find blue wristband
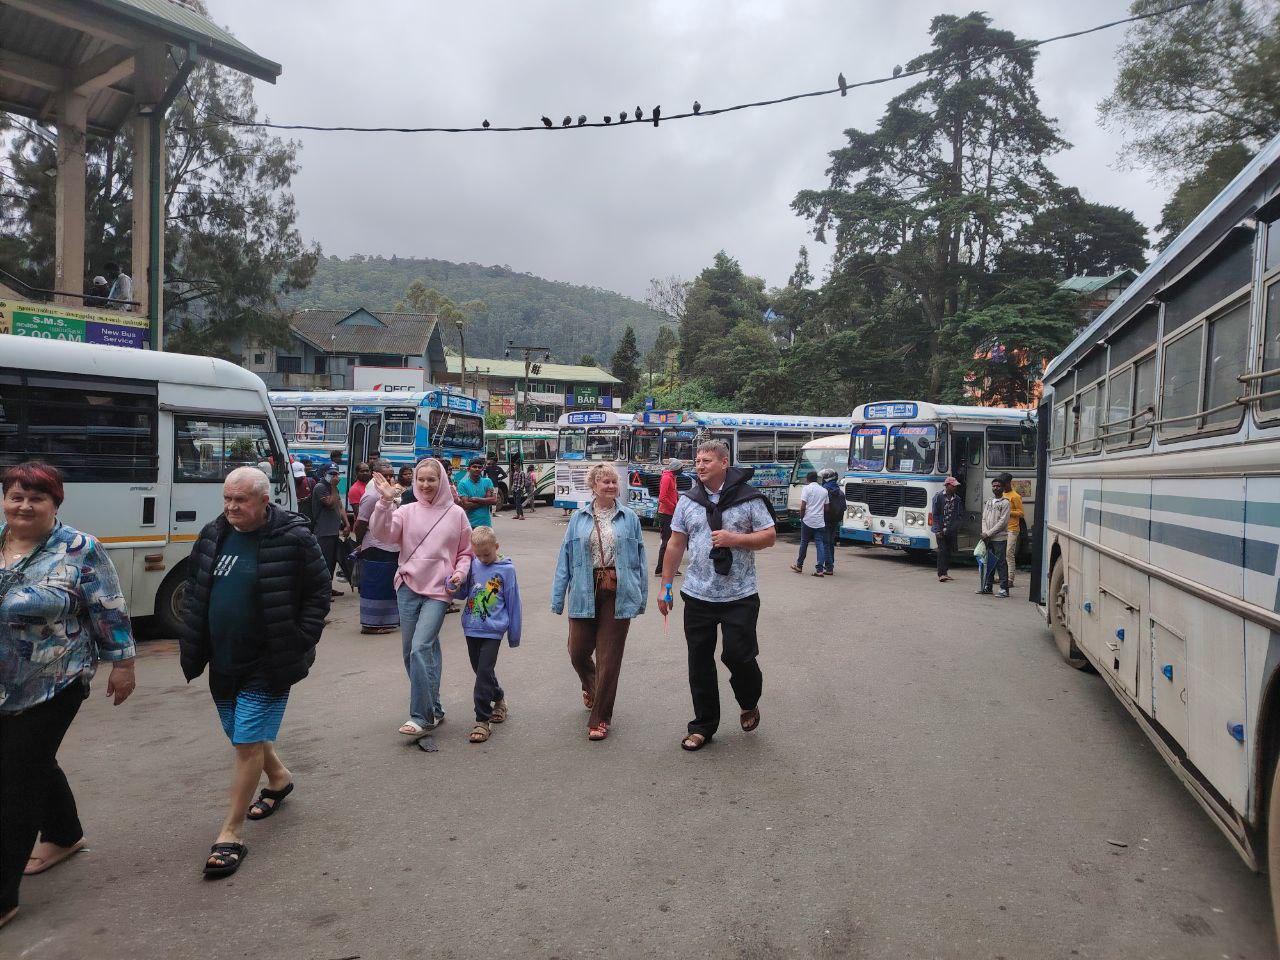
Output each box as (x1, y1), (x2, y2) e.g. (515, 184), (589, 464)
(661, 583), (674, 604)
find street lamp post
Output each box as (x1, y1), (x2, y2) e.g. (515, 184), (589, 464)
(505, 340), (551, 429)
(456, 319), (466, 395)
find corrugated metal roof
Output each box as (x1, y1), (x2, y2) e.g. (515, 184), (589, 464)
(445, 355), (622, 385)
(290, 309), (440, 357)
(1057, 269), (1138, 295)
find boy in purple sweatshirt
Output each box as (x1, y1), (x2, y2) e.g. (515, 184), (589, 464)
(457, 526), (522, 743)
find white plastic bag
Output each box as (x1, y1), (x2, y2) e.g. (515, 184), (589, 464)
(973, 539), (987, 560)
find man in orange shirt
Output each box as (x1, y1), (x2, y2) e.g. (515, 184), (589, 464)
(999, 472), (1024, 589)
(654, 461), (684, 576)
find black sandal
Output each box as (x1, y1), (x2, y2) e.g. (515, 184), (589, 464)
(246, 782), (293, 820)
(203, 841), (248, 878)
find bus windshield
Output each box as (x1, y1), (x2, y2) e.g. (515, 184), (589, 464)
(558, 428), (586, 458)
(849, 425), (886, 472)
(631, 427), (661, 463)
(663, 428), (696, 464)
(887, 424), (938, 474)
(586, 427), (621, 460)
(791, 446), (849, 484)
(427, 410), (484, 452)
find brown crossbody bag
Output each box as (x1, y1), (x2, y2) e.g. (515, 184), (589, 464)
(591, 513), (618, 591)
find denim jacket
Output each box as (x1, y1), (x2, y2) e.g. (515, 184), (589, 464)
(551, 503), (648, 619)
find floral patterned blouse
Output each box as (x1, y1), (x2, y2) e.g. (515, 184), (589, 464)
(0, 521), (136, 714)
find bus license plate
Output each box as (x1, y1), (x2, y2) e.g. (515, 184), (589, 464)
(888, 535), (911, 546)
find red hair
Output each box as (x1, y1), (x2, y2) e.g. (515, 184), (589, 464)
(2, 461), (66, 507)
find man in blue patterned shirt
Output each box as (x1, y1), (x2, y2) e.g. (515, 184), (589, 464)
(657, 439), (776, 751)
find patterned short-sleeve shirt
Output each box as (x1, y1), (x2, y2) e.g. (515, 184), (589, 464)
(671, 491), (775, 603)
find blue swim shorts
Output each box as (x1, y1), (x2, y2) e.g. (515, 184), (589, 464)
(214, 688), (289, 745)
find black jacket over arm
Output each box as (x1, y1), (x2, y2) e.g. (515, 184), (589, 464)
(179, 503), (331, 690)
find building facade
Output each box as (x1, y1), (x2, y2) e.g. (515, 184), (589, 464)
(439, 356), (622, 424)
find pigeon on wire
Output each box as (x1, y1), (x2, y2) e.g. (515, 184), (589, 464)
(892, 64), (902, 77)
(693, 100), (701, 115)
(652, 105), (661, 127)
(838, 72), (847, 96)
(619, 109), (629, 122)
(541, 116), (553, 128)
(577, 115), (587, 126)
(563, 116), (572, 126)
(482, 119), (490, 128)
(603, 115), (612, 124)
(635, 106), (643, 121)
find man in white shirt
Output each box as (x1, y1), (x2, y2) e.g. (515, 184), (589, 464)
(790, 471), (829, 576)
(104, 262), (133, 312)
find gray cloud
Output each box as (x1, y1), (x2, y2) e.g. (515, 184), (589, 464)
(216, 0), (1167, 299)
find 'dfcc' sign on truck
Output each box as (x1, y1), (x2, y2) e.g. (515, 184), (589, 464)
(351, 365), (425, 392)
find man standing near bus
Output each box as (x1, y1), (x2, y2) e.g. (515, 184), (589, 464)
(658, 440), (776, 752)
(979, 478), (1011, 597)
(998, 472), (1024, 590)
(654, 460), (683, 576)
(790, 471), (829, 576)
(312, 465), (350, 598)
(930, 476), (963, 583)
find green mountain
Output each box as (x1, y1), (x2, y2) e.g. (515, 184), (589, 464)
(284, 254), (670, 364)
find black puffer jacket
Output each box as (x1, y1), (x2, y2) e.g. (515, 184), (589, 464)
(179, 503), (330, 690)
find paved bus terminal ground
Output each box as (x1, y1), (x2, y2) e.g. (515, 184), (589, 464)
(11, 513), (1274, 959)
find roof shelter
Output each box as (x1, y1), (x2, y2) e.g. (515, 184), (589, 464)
(0, 0), (280, 347)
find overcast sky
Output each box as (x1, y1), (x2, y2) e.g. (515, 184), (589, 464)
(215, 0), (1166, 302)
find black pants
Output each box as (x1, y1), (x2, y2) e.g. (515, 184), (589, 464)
(683, 592), (762, 739)
(936, 530), (958, 577)
(655, 512), (673, 574)
(466, 636), (504, 722)
(318, 534), (339, 582)
(0, 681), (86, 912)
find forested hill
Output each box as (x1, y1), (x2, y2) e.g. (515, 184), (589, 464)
(283, 255), (667, 362)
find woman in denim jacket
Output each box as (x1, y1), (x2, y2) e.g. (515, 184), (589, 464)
(551, 463), (647, 741)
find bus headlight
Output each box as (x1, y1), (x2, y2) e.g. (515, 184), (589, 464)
(848, 504), (866, 519)
(905, 511), (925, 526)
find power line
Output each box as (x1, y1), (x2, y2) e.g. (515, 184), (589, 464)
(183, 0), (1209, 136)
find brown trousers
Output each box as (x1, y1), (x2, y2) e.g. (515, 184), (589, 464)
(567, 585), (631, 728)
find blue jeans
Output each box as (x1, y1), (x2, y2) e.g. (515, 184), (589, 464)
(796, 524), (830, 571)
(397, 587), (448, 725)
(822, 525), (838, 573)
(981, 540), (1009, 592)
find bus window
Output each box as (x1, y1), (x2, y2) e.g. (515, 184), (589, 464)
(1103, 366), (1133, 449)
(849, 426), (886, 472)
(273, 406), (297, 441)
(1133, 354), (1156, 444)
(887, 425), (937, 473)
(1077, 382), (1103, 453)
(1261, 279), (1280, 415)
(559, 428), (585, 458)
(987, 426), (1035, 469)
(737, 431), (775, 464)
(775, 431), (809, 463)
(425, 410), (484, 452)
(175, 416), (284, 483)
(1051, 402), (1067, 456)
(791, 446), (848, 484)
(1202, 300), (1249, 430)
(527, 438), (554, 461)
(1159, 327), (1203, 437)
(631, 427), (661, 463)
(382, 407), (416, 446)
(663, 429), (696, 464)
(586, 428), (622, 460)
(296, 405), (348, 444)
(708, 430), (735, 460)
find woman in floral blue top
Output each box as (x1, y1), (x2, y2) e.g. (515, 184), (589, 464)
(0, 462), (137, 929)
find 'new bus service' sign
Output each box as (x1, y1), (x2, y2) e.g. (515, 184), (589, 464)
(0, 299), (150, 349)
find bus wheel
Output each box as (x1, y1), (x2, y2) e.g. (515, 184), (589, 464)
(1048, 561), (1088, 669)
(154, 568), (189, 640)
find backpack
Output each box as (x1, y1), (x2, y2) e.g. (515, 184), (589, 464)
(824, 483), (846, 525)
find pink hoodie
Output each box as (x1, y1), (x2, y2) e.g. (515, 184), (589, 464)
(368, 460), (474, 600)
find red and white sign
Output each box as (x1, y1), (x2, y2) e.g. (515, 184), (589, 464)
(352, 365), (425, 393)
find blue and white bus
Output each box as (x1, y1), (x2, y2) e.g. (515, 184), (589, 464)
(628, 410), (851, 520)
(553, 410), (638, 510)
(269, 389), (485, 494)
(841, 400), (1037, 558)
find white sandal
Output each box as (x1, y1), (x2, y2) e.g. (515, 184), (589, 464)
(398, 719), (429, 738)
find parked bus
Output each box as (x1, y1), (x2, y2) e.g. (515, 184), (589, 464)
(553, 411), (638, 510)
(269, 389), (485, 494)
(841, 401), (1037, 560)
(0, 336), (294, 635)
(484, 428), (558, 506)
(785, 434), (851, 528)
(628, 410), (851, 521)
(1035, 132), (1280, 917)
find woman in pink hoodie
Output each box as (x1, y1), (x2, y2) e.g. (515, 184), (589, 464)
(369, 458), (473, 738)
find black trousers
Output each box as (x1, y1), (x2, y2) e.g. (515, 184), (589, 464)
(936, 530), (958, 577)
(0, 681), (86, 911)
(317, 534), (339, 582)
(655, 512), (673, 574)
(466, 636), (504, 722)
(683, 592), (762, 739)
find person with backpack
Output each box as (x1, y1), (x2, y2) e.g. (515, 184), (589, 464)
(819, 469), (845, 576)
(290, 461), (315, 526)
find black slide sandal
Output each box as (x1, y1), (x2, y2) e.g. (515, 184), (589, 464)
(203, 841), (248, 878)
(246, 782), (293, 820)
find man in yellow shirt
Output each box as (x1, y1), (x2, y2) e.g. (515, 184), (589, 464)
(999, 472), (1023, 589)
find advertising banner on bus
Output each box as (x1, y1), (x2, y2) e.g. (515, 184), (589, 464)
(0, 299), (150, 349)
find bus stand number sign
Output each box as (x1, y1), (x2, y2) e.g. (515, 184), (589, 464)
(568, 412), (607, 424)
(865, 402), (917, 419)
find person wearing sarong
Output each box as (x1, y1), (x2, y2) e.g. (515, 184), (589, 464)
(352, 459), (400, 634)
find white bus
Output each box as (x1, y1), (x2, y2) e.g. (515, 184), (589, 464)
(628, 409), (851, 521)
(785, 434), (851, 529)
(1036, 132), (1280, 919)
(0, 336), (294, 635)
(841, 400), (1036, 560)
(484, 428), (558, 506)
(553, 411), (637, 510)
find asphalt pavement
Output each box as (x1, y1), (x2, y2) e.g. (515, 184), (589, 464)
(5, 509), (1275, 959)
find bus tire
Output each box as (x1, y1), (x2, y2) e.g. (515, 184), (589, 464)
(1048, 560), (1088, 670)
(154, 566), (190, 640)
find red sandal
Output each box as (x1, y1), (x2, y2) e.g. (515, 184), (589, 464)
(588, 722), (609, 741)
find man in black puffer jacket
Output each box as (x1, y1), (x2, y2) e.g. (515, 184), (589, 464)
(179, 466), (330, 879)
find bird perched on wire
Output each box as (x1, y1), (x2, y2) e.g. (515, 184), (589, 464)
(619, 109), (629, 122)
(482, 119), (490, 129)
(603, 115), (612, 124)
(577, 115), (587, 126)
(892, 64), (902, 77)
(540, 116), (552, 128)
(652, 105), (661, 127)
(693, 100), (701, 115)
(635, 106), (643, 121)
(838, 72), (847, 96)
(563, 115), (571, 127)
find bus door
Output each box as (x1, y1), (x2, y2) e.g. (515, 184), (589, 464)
(951, 431), (985, 532)
(348, 414), (381, 480)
